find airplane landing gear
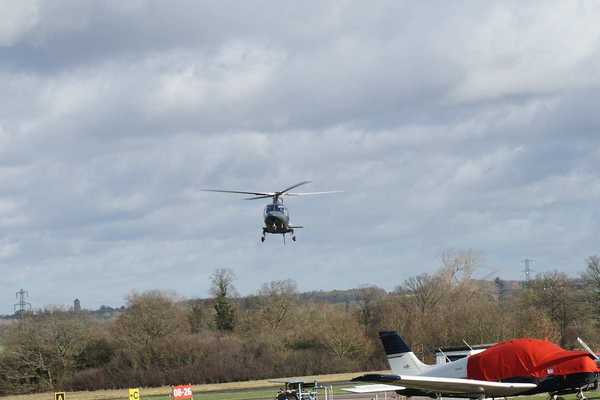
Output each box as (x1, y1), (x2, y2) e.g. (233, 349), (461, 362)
(261, 236), (265, 242)
(292, 236), (296, 242)
(576, 389), (587, 400)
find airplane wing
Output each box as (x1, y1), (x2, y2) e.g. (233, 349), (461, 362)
(395, 375), (536, 396)
(343, 384), (406, 393)
(353, 374), (536, 397)
(288, 225), (303, 229)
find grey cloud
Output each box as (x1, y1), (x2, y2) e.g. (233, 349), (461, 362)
(2, 1), (600, 313)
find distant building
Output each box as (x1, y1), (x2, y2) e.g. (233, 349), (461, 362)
(74, 298), (81, 313)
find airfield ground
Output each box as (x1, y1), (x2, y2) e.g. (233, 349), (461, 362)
(2, 371), (596, 400)
(0, 389), (583, 400)
(2, 372), (372, 400)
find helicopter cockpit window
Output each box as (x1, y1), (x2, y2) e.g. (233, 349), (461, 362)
(265, 204), (288, 214)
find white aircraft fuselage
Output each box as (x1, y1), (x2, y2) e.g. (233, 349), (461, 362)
(350, 331), (600, 399)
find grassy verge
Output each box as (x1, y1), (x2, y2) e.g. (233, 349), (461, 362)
(139, 385), (356, 400)
(1, 371), (383, 400)
(6, 373), (597, 400)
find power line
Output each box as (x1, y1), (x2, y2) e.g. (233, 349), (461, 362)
(14, 288), (32, 317)
(522, 259), (535, 287)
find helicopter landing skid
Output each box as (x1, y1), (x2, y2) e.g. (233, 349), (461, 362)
(261, 229), (296, 243)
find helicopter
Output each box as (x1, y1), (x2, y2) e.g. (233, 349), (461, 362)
(201, 181), (341, 243)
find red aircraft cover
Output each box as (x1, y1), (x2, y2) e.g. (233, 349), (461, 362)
(467, 338), (599, 381)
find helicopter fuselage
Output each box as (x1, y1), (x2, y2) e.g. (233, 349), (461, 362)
(263, 202), (292, 234)
(200, 180), (337, 243)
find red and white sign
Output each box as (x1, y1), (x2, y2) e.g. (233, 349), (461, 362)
(172, 385), (193, 400)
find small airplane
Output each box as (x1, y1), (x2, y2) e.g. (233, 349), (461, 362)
(347, 331), (600, 400)
(201, 181), (341, 243)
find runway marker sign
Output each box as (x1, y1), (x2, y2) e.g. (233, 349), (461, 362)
(172, 384), (193, 400)
(128, 388), (140, 400)
(55, 392), (66, 400)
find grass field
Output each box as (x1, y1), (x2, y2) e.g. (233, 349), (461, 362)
(2, 371), (376, 400)
(6, 388), (597, 400)
(4, 371), (599, 400)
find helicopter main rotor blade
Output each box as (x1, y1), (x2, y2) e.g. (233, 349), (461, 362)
(244, 195), (275, 200)
(277, 181), (312, 196)
(201, 189), (274, 196)
(285, 191), (344, 196)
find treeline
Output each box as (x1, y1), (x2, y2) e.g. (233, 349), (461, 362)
(2, 251), (600, 395)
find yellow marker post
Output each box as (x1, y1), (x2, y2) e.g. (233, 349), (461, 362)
(55, 393), (66, 400)
(128, 388), (140, 400)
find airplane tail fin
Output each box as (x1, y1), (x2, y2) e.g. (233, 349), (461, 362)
(379, 331), (431, 375)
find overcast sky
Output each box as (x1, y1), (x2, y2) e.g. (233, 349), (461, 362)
(1, 1), (600, 314)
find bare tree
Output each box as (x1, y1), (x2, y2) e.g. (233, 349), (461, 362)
(585, 256), (600, 281)
(0, 310), (90, 393)
(582, 255), (600, 318)
(401, 274), (443, 314)
(440, 249), (479, 284)
(211, 268), (237, 331)
(112, 291), (190, 370)
(321, 307), (370, 361)
(523, 272), (583, 346)
(257, 279), (298, 330)
(188, 299), (210, 334)
(355, 285), (385, 335)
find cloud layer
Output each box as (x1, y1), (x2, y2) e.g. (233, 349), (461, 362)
(1, 1), (600, 313)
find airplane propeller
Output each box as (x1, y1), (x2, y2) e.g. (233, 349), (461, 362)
(577, 337), (600, 366)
